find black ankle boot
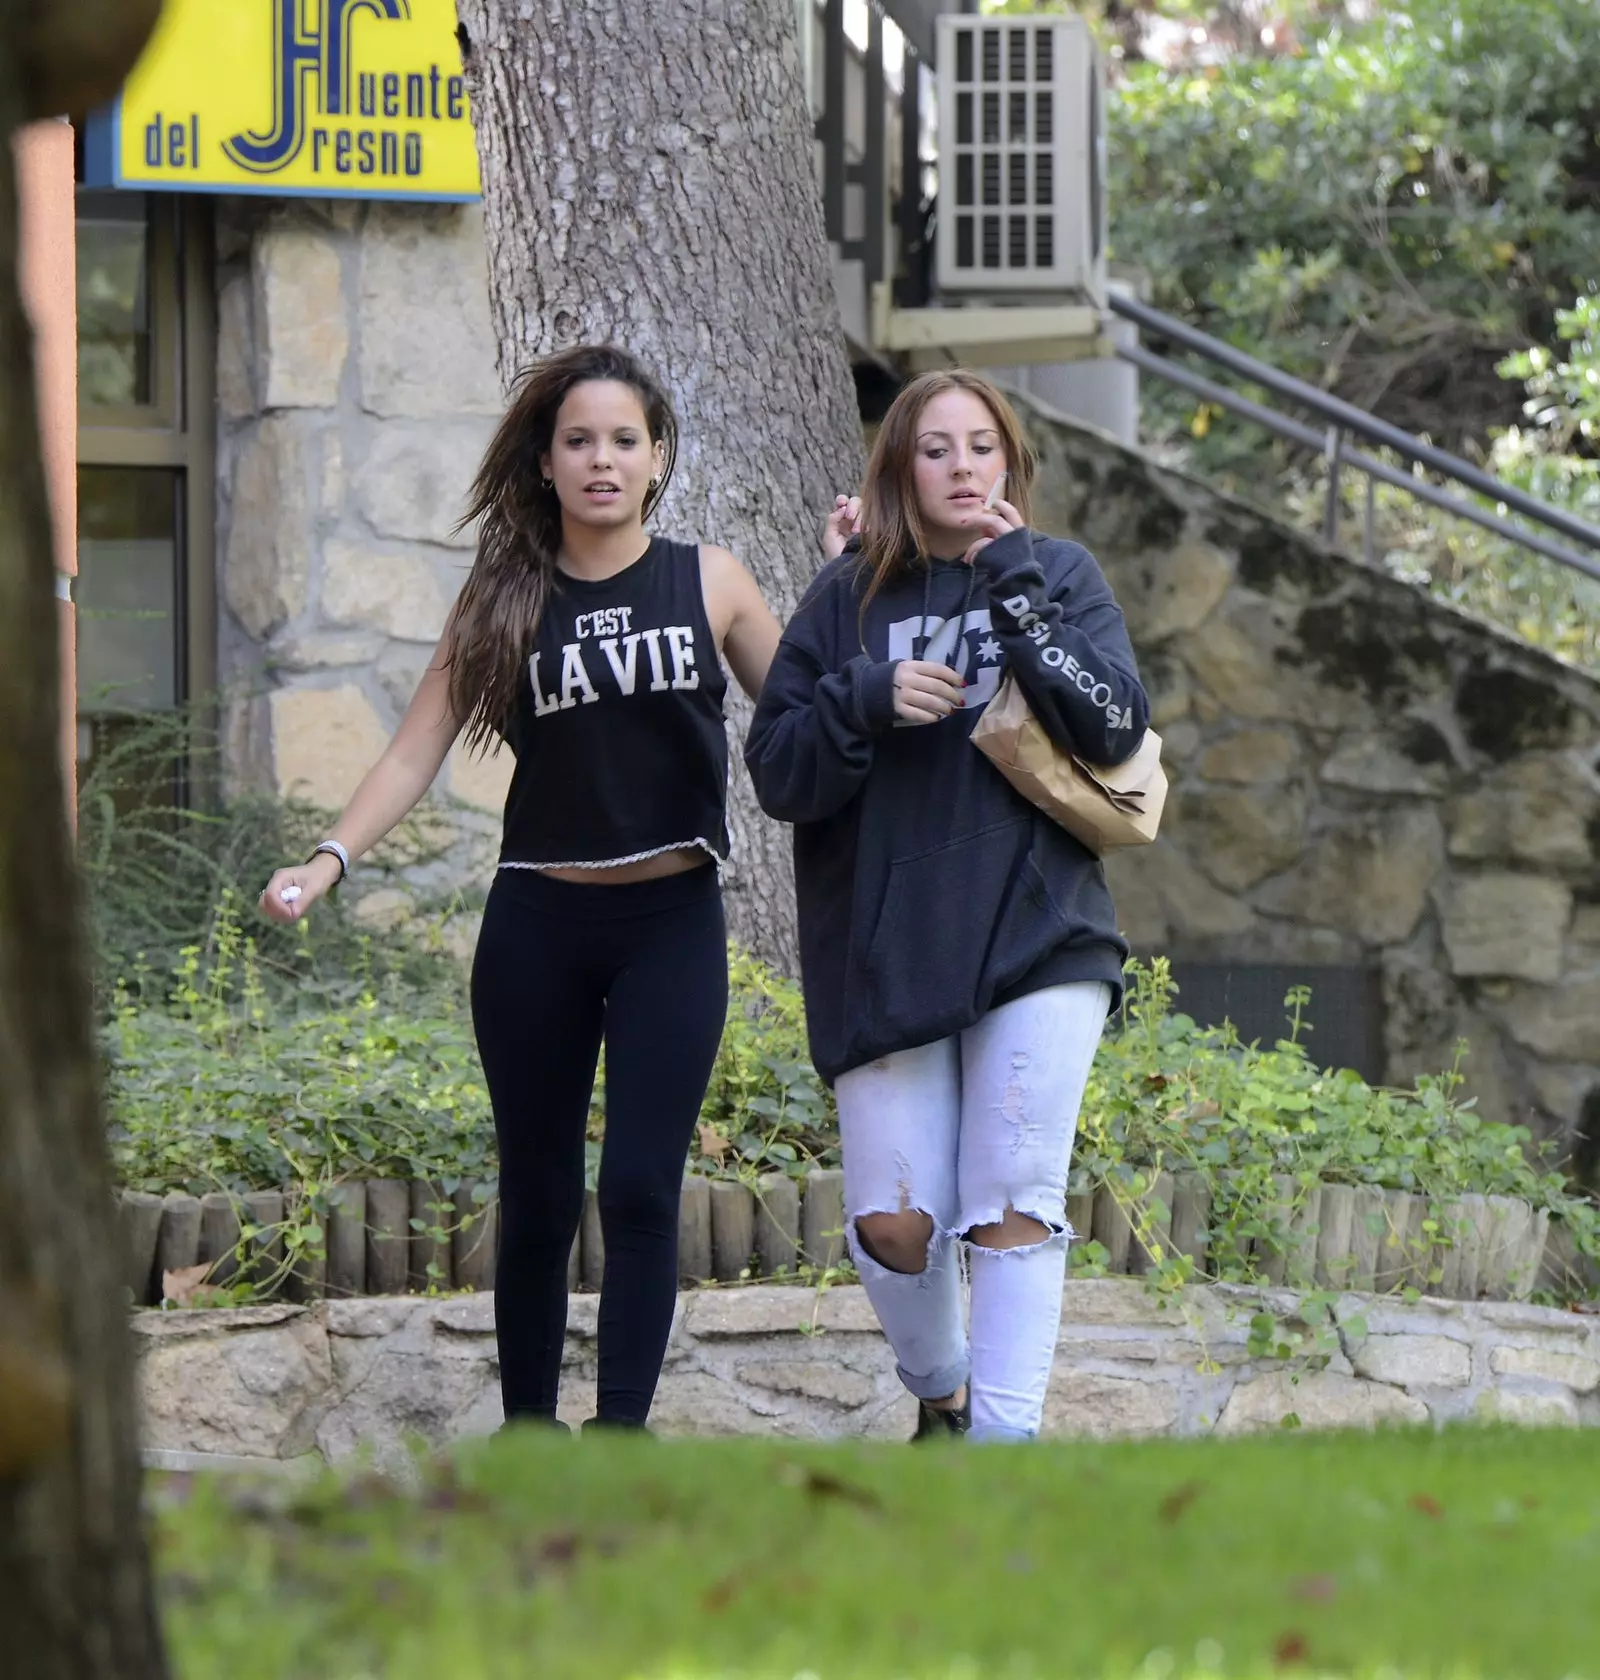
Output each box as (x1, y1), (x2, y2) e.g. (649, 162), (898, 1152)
(581, 1417), (655, 1438)
(912, 1395), (971, 1441)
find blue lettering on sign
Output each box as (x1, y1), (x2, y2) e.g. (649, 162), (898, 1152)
(223, 0), (459, 178)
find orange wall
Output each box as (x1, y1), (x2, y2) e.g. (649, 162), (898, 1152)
(13, 120), (78, 809)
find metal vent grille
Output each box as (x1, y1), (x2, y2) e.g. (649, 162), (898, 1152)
(936, 14), (1104, 297)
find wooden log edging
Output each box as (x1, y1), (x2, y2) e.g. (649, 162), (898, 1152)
(114, 1174), (1574, 1308)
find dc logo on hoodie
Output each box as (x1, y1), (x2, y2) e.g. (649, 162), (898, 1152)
(888, 611), (1004, 713)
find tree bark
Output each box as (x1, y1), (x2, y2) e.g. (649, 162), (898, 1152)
(0, 7), (170, 1676)
(455, 0), (867, 972)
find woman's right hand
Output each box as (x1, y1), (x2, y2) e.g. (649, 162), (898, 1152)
(893, 660), (966, 725)
(822, 494), (862, 561)
(258, 853), (343, 925)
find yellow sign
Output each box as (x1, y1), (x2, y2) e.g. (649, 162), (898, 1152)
(85, 0), (480, 201)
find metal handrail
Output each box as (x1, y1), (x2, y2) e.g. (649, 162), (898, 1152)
(1107, 291), (1600, 584)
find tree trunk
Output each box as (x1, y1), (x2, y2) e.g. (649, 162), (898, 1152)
(455, 0), (867, 972)
(0, 6), (170, 1675)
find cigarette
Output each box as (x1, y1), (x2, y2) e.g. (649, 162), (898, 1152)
(984, 473), (1008, 510)
(280, 885), (302, 903)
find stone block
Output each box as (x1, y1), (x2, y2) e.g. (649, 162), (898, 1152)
(268, 630), (385, 673)
(1488, 1345), (1600, 1393)
(710, 1180), (755, 1282)
(358, 203), (500, 419)
(683, 1286), (881, 1338)
(1059, 1278), (1188, 1328)
(1215, 1369), (1428, 1435)
(738, 1360), (876, 1409)
(254, 226), (347, 408)
(1441, 874), (1571, 982)
(1255, 805), (1443, 947)
(156, 1193), (203, 1289)
(802, 1168), (846, 1272)
(354, 422), (492, 548)
(640, 1371), (787, 1438)
(1197, 728), (1297, 786)
(1173, 786), (1308, 891)
(1448, 754), (1598, 869)
(363, 1180), (410, 1295)
(321, 540), (449, 642)
(434, 1293), (497, 1336)
(1122, 540), (1234, 643)
(1320, 738), (1451, 797)
(117, 1191), (164, 1305)
(1040, 1371), (1180, 1439)
(581, 1188), (605, 1291)
(1352, 1333), (1471, 1389)
(1474, 1388), (1579, 1427)
(269, 684), (390, 811)
(138, 1314), (334, 1460)
(326, 1182), (367, 1297)
(224, 415), (311, 638)
(1102, 842), (1254, 942)
(678, 1175), (712, 1285)
(1493, 978), (1600, 1061)
(216, 272), (255, 419)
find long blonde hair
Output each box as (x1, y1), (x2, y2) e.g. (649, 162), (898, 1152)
(857, 370), (1036, 609)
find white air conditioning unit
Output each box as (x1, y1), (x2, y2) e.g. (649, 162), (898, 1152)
(934, 12), (1106, 301)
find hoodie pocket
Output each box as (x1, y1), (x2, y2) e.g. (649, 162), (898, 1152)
(854, 819), (1069, 1051)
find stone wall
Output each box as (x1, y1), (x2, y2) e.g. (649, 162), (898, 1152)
(134, 1281), (1600, 1470)
(213, 197), (512, 893)
(1019, 396), (1600, 1160)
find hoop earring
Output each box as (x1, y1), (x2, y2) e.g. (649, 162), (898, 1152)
(650, 475), (662, 488)
(541, 477), (555, 490)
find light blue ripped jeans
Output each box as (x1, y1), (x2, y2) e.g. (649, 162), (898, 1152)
(835, 982), (1111, 1443)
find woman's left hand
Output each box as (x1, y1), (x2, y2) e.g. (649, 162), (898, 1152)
(960, 499), (1025, 566)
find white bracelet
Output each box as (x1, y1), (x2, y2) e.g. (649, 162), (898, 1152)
(311, 840), (350, 881)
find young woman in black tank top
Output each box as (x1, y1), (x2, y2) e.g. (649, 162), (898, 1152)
(259, 346), (780, 1431)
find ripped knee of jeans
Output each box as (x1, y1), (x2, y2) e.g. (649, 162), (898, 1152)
(850, 1206), (939, 1275)
(964, 1201), (1067, 1253)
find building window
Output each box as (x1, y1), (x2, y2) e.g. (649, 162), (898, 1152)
(73, 178), (215, 776)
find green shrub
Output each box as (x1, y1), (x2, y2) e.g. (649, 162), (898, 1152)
(78, 703), (477, 1012)
(105, 894), (1600, 1300)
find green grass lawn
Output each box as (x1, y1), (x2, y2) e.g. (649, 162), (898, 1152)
(155, 1426), (1600, 1680)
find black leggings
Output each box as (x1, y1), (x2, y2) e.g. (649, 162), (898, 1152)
(470, 862), (727, 1425)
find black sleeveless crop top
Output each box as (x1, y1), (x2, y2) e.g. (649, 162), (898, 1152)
(497, 536), (731, 869)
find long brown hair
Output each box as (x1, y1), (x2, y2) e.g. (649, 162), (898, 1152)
(447, 345), (679, 754)
(857, 369), (1036, 610)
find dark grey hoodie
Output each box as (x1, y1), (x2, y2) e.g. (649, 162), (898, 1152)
(745, 525), (1149, 1085)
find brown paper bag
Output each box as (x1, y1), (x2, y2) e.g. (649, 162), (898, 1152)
(970, 673), (1166, 855)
